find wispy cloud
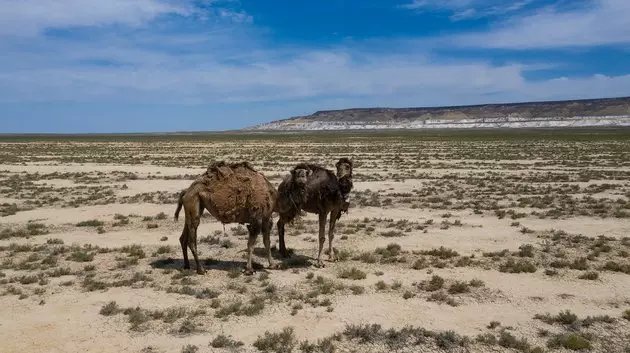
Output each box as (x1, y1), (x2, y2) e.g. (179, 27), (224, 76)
(0, 0), (629, 125)
(401, 0), (537, 20)
(449, 0), (630, 48)
(0, 0), (197, 36)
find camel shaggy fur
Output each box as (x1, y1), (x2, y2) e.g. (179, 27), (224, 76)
(277, 158), (354, 267)
(176, 162), (309, 274)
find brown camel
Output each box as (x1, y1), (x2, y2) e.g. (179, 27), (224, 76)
(176, 162), (309, 275)
(276, 158), (354, 267)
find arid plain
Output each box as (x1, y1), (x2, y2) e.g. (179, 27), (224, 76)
(1, 131), (629, 353)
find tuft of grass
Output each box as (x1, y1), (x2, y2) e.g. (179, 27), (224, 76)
(211, 335), (244, 349)
(623, 309), (630, 321)
(253, 327), (297, 353)
(375, 280), (388, 291)
(487, 321), (501, 329)
(350, 285), (365, 295)
(534, 310), (578, 325)
(99, 301), (121, 316)
(181, 345), (198, 353)
(155, 212), (167, 220)
(447, 281), (470, 294)
(67, 251), (94, 262)
(76, 219), (104, 227)
(499, 258), (537, 273)
(547, 334), (591, 350)
(423, 275), (445, 292)
(427, 291), (458, 306)
(177, 319), (200, 335)
(412, 258), (428, 270)
(578, 271), (599, 280)
(420, 246), (459, 259)
(518, 244), (535, 257)
(498, 331), (531, 351)
(469, 279), (484, 287)
(354, 252), (378, 264)
(338, 267), (367, 280)
(156, 245), (171, 254)
(582, 315), (614, 327)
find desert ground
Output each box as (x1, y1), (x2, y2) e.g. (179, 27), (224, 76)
(1, 130), (629, 353)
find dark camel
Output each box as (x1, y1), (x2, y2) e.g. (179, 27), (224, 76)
(176, 162), (309, 274)
(276, 158), (354, 267)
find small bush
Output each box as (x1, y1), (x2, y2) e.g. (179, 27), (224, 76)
(469, 279), (484, 287)
(211, 335), (244, 348)
(623, 309), (630, 321)
(424, 275), (444, 292)
(155, 212), (168, 220)
(338, 267), (367, 280)
(350, 285), (365, 295)
(518, 244), (535, 257)
(100, 301), (121, 316)
(67, 251), (94, 262)
(375, 280), (388, 291)
(578, 271), (599, 280)
(447, 281), (470, 294)
(354, 252), (378, 264)
(534, 310), (578, 325)
(76, 220), (104, 227)
(498, 331), (531, 351)
(499, 258), (537, 273)
(181, 345), (198, 353)
(253, 327), (297, 353)
(420, 247), (459, 259)
(487, 321), (501, 329)
(547, 334), (591, 350)
(412, 258), (428, 270)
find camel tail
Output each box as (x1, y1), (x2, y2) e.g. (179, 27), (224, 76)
(174, 190), (185, 221)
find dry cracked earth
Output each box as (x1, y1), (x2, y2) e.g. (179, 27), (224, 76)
(1, 131), (629, 353)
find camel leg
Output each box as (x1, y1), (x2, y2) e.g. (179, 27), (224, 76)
(327, 208), (340, 262)
(179, 223), (190, 270)
(245, 221), (261, 275)
(188, 216), (204, 274)
(277, 217), (288, 258)
(316, 212), (328, 268)
(262, 217), (274, 269)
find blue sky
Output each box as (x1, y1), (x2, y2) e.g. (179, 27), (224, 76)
(1, 0), (629, 133)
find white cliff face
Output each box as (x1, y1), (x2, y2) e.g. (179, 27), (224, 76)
(247, 115), (630, 131)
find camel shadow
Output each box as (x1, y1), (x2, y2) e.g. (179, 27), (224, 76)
(150, 246), (314, 273)
(252, 247), (314, 269)
(149, 257), (265, 272)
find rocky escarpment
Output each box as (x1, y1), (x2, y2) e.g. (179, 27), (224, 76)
(246, 96), (630, 131)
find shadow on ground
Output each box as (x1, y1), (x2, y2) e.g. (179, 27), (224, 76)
(150, 247), (314, 272)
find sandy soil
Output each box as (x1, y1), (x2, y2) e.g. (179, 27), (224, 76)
(1, 134), (629, 353)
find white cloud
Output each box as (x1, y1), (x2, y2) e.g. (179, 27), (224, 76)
(401, 0), (535, 20)
(0, 0), (628, 114)
(450, 0), (630, 48)
(0, 0), (197, 36)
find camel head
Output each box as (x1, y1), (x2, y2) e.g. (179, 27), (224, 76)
(291, 163), (312, 187)
(335, 157), (353, 181)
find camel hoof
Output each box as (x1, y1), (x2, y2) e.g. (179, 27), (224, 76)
(315, 260), (326, 268)
(267, 262), (278, 270)
(183, 265), (191, 270)
(244, 269), (255, 276)
(196, 269), (205, 275)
